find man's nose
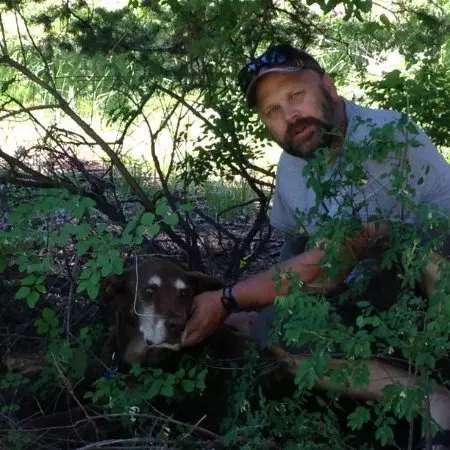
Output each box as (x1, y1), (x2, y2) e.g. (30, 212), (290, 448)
(285, 106), (301, 124)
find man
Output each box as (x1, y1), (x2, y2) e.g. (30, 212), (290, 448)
(182, 43), (450, 447)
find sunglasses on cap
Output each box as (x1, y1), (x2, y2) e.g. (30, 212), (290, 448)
(238, 44), (324, 108)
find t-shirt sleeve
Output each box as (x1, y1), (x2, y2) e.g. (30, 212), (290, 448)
(278, 232), (309, 262)
(269, 187), (297, 232)
(407, 123), (450, 217)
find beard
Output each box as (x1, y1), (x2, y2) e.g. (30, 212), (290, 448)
(281, 88), (337, 159)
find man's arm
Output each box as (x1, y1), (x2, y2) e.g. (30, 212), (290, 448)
(182, 222), (389, 347)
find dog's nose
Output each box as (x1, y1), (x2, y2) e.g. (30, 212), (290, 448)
(166, 316), (185, 333)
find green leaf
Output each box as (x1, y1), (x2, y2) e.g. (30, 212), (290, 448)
(147, 223), (160, 236)
(141, 212), (155, 225)
(348, 406), (370, 430)
(101, 262), (113, 277)
(323, 0), (340, 14)
(181, 379), (195, 393)
(72, 349), (88, 378)
(175, 368), (186, 379)
(74, 197), (96, 220)
(26, 291), (40, 308)
(42, 307), (56, 322)
(148, 378), (164, 399)
(77, 240), (91, 255)
(87, 283), (99, 299)
(76, 281), (87, 294)
(35, 284), (47, 294)
(136, 225), (146, 235)
(161, 383), (174, 397)
(180, 202), (195, 212)
(75, 223), (92, 240)
(359, 0), (372, 13)
(380, 13), (390, 27)
(121, 233), (133, 245)
(382, 70), (403, 89)
(375, 425), (394, 446)
(79, 327), (89, 340)
(21, 275), (36, 286)
(35, 319), (49, 335)
(15, 286), (30, 300)
(155, 202), (169, 216)
(163, 212), (179, 226)
(294, 359), (317, 390)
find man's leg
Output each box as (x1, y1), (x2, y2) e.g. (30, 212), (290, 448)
(271, 346), (450, 436)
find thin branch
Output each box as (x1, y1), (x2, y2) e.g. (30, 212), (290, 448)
(0, 148), (54, 181)
(0, 13), (8, 56)
(217, 198), (260, 218)
(49, 354), (100, 440)
(155, 84), (274, 179)
(0, 54), (187, 250)
(15, 8), (56, 89)
(0, 104), (59, 122)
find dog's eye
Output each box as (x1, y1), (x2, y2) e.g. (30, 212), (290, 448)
(144, 284), (158, 295)
(179, 288), (190, 298)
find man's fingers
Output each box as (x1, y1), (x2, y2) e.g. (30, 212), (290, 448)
(182, 330), (201, 348)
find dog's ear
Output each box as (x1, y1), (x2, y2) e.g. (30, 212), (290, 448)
(187, 271), (224, 295)
(99, 270), (133, 305)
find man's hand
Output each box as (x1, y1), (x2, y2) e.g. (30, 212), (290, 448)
(182, 289), (228, 347)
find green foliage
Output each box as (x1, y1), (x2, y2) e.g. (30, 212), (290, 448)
(0, 187), (177, 304)
(1, 0), (450, 448)
(364, 66), (450, 149)
(270, 118), (450, 447)
(307, 0), (373, 21)
(202, 178), (256, 219)
(221, 346), (346, 449)
(85, 358), (207, 408)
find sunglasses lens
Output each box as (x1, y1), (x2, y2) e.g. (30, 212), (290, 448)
(239, 47), (289, 93)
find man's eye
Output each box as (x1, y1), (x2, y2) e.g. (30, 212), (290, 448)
(266, 106), (280, 118)
(293, 90), (303, 98)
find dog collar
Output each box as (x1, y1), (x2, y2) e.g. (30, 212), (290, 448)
(221, 284), (240, 313)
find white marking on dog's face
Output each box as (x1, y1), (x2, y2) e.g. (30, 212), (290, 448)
(174, 278), (187, 290)
(138, 304), (166, 345)
(181, 328), (187, 345)
(147, 275), (162, 287)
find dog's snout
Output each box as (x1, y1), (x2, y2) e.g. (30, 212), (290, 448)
(166, 316), (185, 333)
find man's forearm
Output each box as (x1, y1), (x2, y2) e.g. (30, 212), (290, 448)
(232, 247), (350, 310)
(231, 222), (390, 310)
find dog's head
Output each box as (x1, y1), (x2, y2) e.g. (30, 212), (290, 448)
(100, 257), (223, 363)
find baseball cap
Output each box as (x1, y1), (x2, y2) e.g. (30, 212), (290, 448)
(238, 43), (325, 108)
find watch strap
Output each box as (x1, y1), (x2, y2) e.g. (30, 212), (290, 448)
(220, 284), (239, 313)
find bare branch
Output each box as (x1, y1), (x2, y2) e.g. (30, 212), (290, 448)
(0, 54), (189, 252)
(0, 104), (59, 122)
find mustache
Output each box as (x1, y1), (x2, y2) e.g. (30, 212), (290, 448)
(285, 117), (332, 141)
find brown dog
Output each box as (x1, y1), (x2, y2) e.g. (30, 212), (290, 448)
(100, 257), (228, 367)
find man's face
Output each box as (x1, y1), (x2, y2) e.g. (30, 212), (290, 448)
(254, 70), (339, 159)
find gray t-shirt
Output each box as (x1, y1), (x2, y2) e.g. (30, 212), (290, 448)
(270, 99), (450, 241)
(252, 100), (450, 349)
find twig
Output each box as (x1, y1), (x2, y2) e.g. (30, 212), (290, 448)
(75, 436), (217, 450)
(21, 411), (222, 443)
(0, 105), (59, 122)
(49, 353), (100, 440)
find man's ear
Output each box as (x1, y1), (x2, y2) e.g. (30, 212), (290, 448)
(99, 269), (133, 305)
(321, 74), (339, 102)
(187, 271), (224, 295)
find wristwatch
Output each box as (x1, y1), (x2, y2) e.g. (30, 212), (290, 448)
(220, 284), (240, 313)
